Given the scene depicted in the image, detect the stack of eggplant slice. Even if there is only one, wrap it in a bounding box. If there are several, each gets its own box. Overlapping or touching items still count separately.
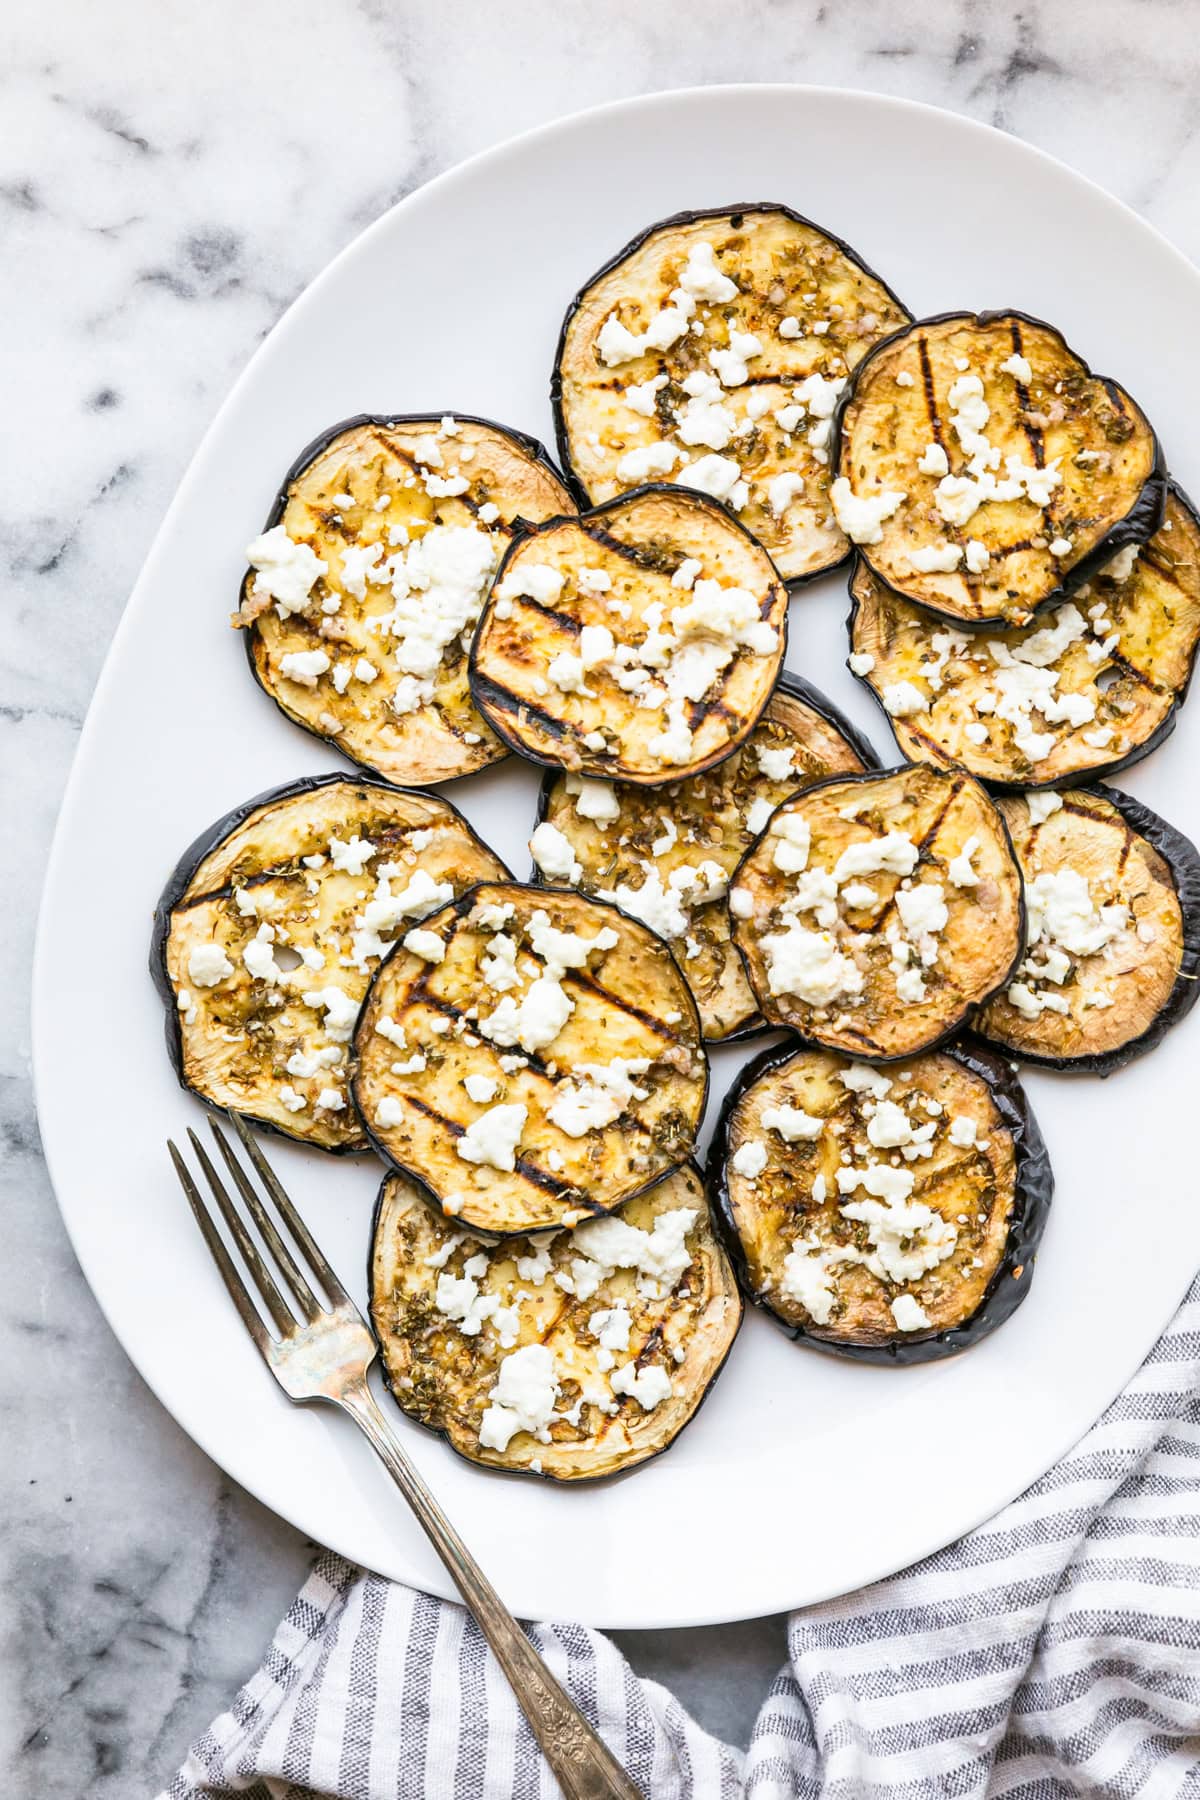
[153,202,1200,1478]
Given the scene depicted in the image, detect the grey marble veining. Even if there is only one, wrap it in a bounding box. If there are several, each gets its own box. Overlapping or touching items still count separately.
[4,2,1199,1792]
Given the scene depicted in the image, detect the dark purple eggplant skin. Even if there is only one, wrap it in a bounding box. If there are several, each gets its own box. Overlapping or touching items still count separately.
[977,782,1200,1079]
[238,411,572,782]
[728,763,1029,1064]
[706,1034,1054,1366]
[845,481,1200,793]
[467,483,790,783]
[366,1158,743,1487]
[349,879,711,1234]
[830,309,1169,635]
[150,771,511,1157]
[549,201,911,589]
[527,672,882,1047]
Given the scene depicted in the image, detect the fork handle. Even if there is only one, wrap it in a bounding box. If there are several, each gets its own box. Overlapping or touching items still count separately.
[336,1379,645,1800]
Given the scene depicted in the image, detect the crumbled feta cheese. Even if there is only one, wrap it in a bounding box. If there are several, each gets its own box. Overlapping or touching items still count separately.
[622,375,669,417]
[830,477,905,545]
[279,1085,306,1114]
[948,1115,977,1148]
[917,443,949,478]
[832,833,919,883]
[676,453,748,510]
[947,836,980,888]
[374,1096,404,1129]
[759,924,863,1006]
[529,821,582,883]
[731,1141,768,1181]
[757,744,796,782]
[1025,791,1063,824]
[610,1362,673,1411]
[761,1104,823,1142]
[246,525,327,616]
[187,942,234,987]
[615,441,681,483]
[745,796,774,836]
[780,1245,838,1324]
[677,239,737,304]
[478,1344,559,1450]
[890,1294,931,1331]
[464,1074,499,1105]
[328,834,376,876]
[908,541,963,574]
[301,985,359,1040]
[1102,543,1140,584]
[999,352,1033,383]
[456,1102,528,1171]
[965,539,990,574]
[848,652,875,676]
[839,1064,893,1098]
[279,649,331,686]
[881,680,928,718]
[402,927,445,962]
[479,975,573,1055]
[566,774,621,825]
[766,472,806,517]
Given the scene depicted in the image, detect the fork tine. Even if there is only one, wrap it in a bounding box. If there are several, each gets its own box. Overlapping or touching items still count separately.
[207,1120,322,1322]
[169,1141,272,1354]
[186,1128,295,1336]
[227,1111,351,1307]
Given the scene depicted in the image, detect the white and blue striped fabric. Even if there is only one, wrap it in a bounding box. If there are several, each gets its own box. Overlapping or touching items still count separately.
[161,1278,1200,1798]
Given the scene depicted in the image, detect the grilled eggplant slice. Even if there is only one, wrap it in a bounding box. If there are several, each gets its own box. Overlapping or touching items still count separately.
[370,1163,741,1480]
[236,415,575,786]
[832,312,1165,629]
[152,776,509,1150]
[709,1039,1051,1363]
[470,486,788,783]
[533,676,878,1041]
[976,786,1200,1074]
[352,881,707,1233]
[847,483,1200,787]
[553,204,910,581]
[729,765,1023,1060]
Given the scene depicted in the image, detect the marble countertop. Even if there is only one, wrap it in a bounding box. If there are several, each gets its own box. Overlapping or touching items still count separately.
[6,2,1199,1791]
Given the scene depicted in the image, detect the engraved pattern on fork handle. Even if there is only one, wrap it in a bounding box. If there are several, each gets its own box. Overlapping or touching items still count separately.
[338,1378,645,1800]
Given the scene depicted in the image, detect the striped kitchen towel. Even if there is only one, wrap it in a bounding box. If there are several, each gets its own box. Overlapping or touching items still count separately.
[161,1276,1200,1798]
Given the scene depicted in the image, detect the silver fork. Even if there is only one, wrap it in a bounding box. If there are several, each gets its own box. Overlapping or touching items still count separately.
[169,1113,644,1800]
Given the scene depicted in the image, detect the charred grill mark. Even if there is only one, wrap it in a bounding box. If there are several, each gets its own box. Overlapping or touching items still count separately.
[395,1092,576,1200]
[828,1021,885,1054]
[581,521,688,575]
[1103,645,1161,694]
[916,778,966,859]
[918,336,944,450]
[564,967,688,1042]
[1010,320,1044,469]
[471,673,573,742]
[894,720,957,769]
[508,591,585,638]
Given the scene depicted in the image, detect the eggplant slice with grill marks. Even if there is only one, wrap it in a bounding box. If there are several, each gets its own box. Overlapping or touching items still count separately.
[847,482,1200,787]
[729,765,1024,1060]
[532,675,879,1042]
[553,203,910,582]
[708,1039,1051,1363]
[470,486,788,783]
[152,775,509,1151]
[370,1163,741,1480]
[832,311,1166,630]
[976,786,1200,1074]
[236,415,575,786]
[352,881,708,1234]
